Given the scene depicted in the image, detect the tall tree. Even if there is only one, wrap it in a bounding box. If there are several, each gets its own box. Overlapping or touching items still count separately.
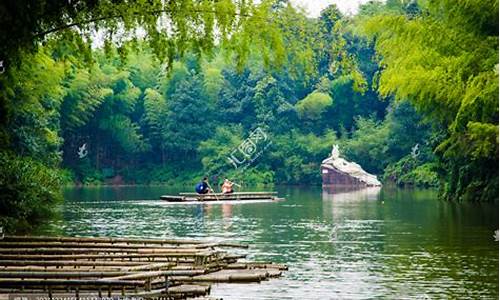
[360,0,499,201]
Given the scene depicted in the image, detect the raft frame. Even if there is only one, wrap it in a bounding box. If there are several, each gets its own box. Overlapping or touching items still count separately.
[160,191,282,202]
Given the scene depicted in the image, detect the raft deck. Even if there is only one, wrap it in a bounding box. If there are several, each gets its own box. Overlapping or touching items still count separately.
[161,191,282,202]
[0,235,287,299]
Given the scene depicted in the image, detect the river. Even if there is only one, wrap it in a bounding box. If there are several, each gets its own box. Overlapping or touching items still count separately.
[42,186,498,299]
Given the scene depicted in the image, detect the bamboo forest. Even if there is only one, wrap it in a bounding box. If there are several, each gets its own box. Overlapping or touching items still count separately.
[0,0,498,299]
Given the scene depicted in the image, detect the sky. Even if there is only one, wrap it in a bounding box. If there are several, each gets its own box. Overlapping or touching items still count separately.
[290,0,373,17]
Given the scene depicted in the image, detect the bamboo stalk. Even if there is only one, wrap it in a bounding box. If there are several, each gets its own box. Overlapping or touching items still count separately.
[0,271,127,278]
[172,273,262,283]
[3,236,209,245]
[0,252,216,260]
[0,242,210,249]
[106,269,205,280]
[241,262,289,270]
[0,270,203,279]
[0,235,283,298]
[0,288,167,296]
[166,284,211,294]
[0,266,131,272]
[0,260,155,267]
[0,279,145,286]
[216,242,249,248]
[119,263,174,271]
[0,248,214,254]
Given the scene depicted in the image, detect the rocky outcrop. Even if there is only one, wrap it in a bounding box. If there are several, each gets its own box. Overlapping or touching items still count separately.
[321,145,382,187]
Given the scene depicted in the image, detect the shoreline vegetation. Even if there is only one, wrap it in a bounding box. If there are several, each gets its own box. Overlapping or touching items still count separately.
[60,160,440,189]
[61,180,433,189]
[0,0,497,233]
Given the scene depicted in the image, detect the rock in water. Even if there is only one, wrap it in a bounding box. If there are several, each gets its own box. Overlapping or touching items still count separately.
[321,145,382,187]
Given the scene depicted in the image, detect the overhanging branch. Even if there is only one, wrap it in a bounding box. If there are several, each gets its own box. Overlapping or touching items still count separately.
[34,8,254,38]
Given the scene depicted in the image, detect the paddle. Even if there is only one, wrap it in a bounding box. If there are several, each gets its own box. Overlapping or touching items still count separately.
[228,180,241,193]
[230,180,242,192]
[206,181,220,201]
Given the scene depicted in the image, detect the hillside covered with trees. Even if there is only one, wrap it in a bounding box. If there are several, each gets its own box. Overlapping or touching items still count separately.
[0,0,497,232]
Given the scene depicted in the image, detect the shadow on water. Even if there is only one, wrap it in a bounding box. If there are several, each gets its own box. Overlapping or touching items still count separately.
[37,185,499,299]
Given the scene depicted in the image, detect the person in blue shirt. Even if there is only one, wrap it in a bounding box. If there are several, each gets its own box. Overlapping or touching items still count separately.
[195,177,211,194]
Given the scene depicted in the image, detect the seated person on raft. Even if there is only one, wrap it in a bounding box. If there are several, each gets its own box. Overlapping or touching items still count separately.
[221,179,234,194]
[195,177,211,194]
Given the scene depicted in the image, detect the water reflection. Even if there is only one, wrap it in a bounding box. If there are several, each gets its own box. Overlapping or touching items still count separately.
[322,186,382,202]
[41,185,499,299]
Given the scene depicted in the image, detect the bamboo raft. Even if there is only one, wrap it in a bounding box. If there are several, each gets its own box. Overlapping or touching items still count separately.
[0,236,287,299]
[161,192,283,203]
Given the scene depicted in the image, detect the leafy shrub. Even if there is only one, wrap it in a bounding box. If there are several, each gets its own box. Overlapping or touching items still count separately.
[384,155,439,187]
[59,168,76,185]
[296,92,333,120]
[0,151,62,233]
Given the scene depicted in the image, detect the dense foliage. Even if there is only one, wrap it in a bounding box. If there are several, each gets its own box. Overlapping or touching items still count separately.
[359,0,499,201]
[0,152,62,233]
[0,0,497,231]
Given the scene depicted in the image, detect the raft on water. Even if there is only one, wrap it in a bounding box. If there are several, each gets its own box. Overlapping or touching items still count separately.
[160,191,283,202]
[0,235,287,299]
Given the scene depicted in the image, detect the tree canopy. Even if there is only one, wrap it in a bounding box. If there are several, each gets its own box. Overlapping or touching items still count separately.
[0,0,497,232]
[359,0,499,201]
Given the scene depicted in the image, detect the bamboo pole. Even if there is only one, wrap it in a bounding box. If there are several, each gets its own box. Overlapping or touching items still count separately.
[3,236,209,245]
[172,273,263,283]
[0,252,216,260]
[0,271,127,278]
[0,235,284,298]
[106,269,205,280]
[119,263,175,271]
[0,247,215,254]
[0,279,145,286]
[0,269,203,279]
[0,260,158,267]
[0,242,208,249]
[0,242,247,251]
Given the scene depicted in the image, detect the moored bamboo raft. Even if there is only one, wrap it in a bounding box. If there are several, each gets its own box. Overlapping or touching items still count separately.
[161,191,283,203]
[0,235,286,299]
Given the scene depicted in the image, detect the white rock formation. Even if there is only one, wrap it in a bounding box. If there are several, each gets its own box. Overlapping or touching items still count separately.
[321,144,382,186]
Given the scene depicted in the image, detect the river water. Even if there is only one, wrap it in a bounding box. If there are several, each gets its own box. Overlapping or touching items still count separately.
[44,186,498,299]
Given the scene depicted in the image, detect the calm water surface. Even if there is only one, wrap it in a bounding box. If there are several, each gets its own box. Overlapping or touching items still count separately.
[43,186,498,299]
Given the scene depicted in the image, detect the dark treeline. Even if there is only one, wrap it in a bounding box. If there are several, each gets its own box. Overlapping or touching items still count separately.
[0,0,497,232]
